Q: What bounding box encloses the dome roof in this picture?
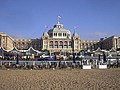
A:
[48,23,70,33]
[73,32,79,37]
[43,32,49,37]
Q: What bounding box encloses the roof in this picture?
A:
[43,32,49,37]
[48,23,70,34]
[73,31,79,37]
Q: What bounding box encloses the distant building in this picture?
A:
[31,39,41,50]
[95,36,120,50]
[0,33,14,50]
[14,39,31,50]
[80,40,98,50]
[2,20,120,54]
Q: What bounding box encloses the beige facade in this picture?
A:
[14,39,31,50]
[41,23,81,55]
[95,36,120,50]
[1,23,111,53]
[31,39,41,50]
[80,40,98,50]
[0,33,14,50]
[41,22,98,55]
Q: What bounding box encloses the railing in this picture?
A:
[0,57,120,69]
[0,60,82,69]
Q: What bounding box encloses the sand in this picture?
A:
[0,68,120,90]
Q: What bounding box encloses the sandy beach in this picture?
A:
[0,68,120,90]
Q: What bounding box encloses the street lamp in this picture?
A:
[72,26,78,64]
[72,41,76,63]
[16,53,19,65]
[108,54,112,68]
[116,51,119,68]
[103,51,106,63]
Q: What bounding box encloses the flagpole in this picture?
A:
[57,16,61,24]
[57,16,59,24]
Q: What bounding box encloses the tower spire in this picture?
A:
[73,26,79,37]
[73,26,77,33]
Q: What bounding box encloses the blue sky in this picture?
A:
[0,0,120,40]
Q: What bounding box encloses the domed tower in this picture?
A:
[48,23,71,39]
[72,31,81,53]
[41,23,73,56]
[41,17,78,56]
[41,32,49,50]
[42,32,49,39]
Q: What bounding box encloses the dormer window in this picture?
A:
[54,33,57,36]
[63,33,66,36]
[65,33,66,36]
[58,33,62,36]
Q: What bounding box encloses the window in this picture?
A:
[69,41,71,45]
[55,41,58,48]
[118,40,120,47]
[65,33,66,36]
[22,42,25,44]
[50,41,53,48]
[63,33,66,36]
[60,41,63,46]
[59,41,63,48]
[54,33,57,36]
[69,41,71,48]
[44,41,48,45]
[50,41,53,46]
[58,33,62,36]
[64,41,68,45]
[55,41,58,45]
[75,45,78,49]
[75,41,78,44]
[64,41,68,48]
[44,45,47,49]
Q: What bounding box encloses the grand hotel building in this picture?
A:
[41,22,98,55]
[1,22,120,55]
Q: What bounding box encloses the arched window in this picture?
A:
[59,41,63,48]
[64,41,68,48]
[69,41,71,48]
[50,41,53,48]
[55,41,58,48]
[22,42,25,45]
[64,41,68,45]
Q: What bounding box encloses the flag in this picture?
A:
[58,15,61,19]
[57,15,61,24]
[45,25,48,28]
